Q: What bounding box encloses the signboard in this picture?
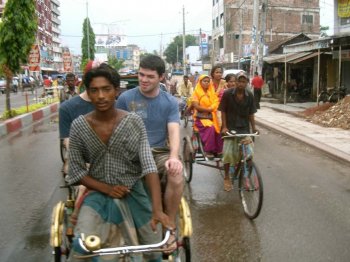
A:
[63,49,72,72]
[338,0,350,18]
[28,45,41,72]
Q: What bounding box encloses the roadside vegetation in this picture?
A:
[0,98,58,121]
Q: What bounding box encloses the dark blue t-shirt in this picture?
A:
[59,95,95,138]
[116,87,180,147]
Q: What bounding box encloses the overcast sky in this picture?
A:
[59,0,334,55]
[59,0,212,55]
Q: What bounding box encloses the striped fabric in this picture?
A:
[67,113,158,188]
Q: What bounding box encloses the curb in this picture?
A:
[0,102,59,138]
[255,117,350,165]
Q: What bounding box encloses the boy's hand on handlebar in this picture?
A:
[108,185,130,199]
[253,129,260,135]
[150,211,174,232]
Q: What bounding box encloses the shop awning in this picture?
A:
[263,52,312,64]
[289,52,323,64]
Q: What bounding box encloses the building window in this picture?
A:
[212,19,215,29]
[213,0,215,6]
[219,36,224,49]
[302,14,313,24]
[220,13,224,26]
[340,16,350,26]
[216,17,219,27]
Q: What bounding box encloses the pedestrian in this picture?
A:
[193,71,200,85]
[60,73,78,103]
[251,71,264,109]
[116,54,183,252]
[218,71,258,191]
[66,63,171,262]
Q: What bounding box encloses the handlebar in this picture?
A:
[74,229,173,259]
[222,131,259,139]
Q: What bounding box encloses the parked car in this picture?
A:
[223,69,246,78]
[0,78,18,94]
[0,78,6,94]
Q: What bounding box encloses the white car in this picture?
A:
[0,78,7,94]
[223,69,246,78]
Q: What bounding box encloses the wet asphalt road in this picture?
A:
[1,116,350,261]
[0,87,45,114]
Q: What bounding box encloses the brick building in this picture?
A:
[0,0,62,74]
[212,0,320,65]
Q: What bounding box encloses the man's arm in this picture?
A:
[249,114,257,133]
[167,122,180,159]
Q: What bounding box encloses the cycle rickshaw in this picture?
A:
[182,129,263,219]
[50,178,193,261]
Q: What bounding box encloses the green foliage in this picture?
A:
[80,58,89,72]
[0,0,37,73]
[0,0,37,115]
[0,98,58,120]
[320,25,329,38]
[81,18,96,61]
[108,56,124,71]
[164,35,197,65]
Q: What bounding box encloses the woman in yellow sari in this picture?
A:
[191,75,223,158]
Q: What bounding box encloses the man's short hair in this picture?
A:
[139,55,165,76]
[84,63,120,89]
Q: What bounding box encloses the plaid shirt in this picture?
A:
[66,113,157,188]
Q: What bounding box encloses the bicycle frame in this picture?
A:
[222,131,258,178]
[74,230,172,258]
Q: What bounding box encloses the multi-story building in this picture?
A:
[94,24,141,72]
[50,0,63,72]
[212,0,320,65]
[0,0,62,74]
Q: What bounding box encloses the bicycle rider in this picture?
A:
[218,71,258,191]
[178,75,193,119]
[66,64,171,262]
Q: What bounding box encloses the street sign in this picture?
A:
[28,45,40,72]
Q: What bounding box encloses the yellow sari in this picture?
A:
[191,75,220,133]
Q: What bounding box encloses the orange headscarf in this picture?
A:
[191,75,220,133]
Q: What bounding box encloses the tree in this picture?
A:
[108,56,124,71]
[0,0,37,115]
[164,35,197,65]
[81,17,96,67]
[320,25,329,38]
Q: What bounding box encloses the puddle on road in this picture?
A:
[23,233,49,250]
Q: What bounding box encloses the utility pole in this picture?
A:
[199,28,203,61]
[160,33,163,57]
[249,0,259,82]
[86,0,90,60]
[238,7,243,69]
[258,0,267,75]
[182,5,186,75]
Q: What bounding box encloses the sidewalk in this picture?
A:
[0,102,58,137]
[256,100,350,164]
